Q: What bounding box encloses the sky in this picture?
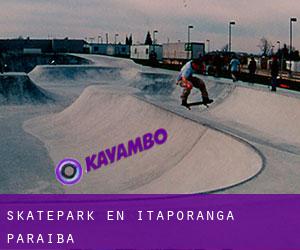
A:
[0,0,299,53]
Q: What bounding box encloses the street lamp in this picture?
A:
[106,33,109,44]
[188,25,194,59]
[153,30,158,54]
[114,34,119,45]
[277,41,283,78]
[229,21,236,52]
[206,39,210,53]
[289,17,297,77]
[153,30,158,45]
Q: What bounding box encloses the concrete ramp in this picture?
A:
[131,72,176,95]
[24,86,262,194]
[29,65,123,84]
[211,87,300,146]
[74,54,142,69]
[28,62,178,99]
[0,73,51,105]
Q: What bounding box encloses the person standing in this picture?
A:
[248,57,257,82]
[213,54,222,77]
[270,56,279,92]
[229,55,240,82]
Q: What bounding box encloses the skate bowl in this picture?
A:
[73,53,142,69]
[29,62,178,96]
[24,85,263,194]
[131,72,176,95]
[210,87,300,146]
[29,65,123,84]
[0,73,51,105]
[68,54,177,90]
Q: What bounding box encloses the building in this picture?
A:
[0,38,86,53]
[87,43,130,57]
[162,42,205,64]
[130,45,163,61]
[286,61,300,73]
[51,39,86,53]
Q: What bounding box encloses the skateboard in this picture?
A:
[182,100,214,110]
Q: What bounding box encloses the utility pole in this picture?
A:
[289,17,297,77]
[229,21,236,52]
[188,25,194,59]
[206,39,210,53]
[115,34,119,45]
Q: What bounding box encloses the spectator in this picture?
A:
[213,54,222,77]
[230,55,240,82]
[270,56,279,92]
[248,57,257,82]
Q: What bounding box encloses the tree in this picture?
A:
[258,37,272,56]
[144,31,152,45]
[128,34,133,45]
[125,34,133,45]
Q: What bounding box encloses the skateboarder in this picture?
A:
[176,59,212,108]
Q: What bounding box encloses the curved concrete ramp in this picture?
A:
[74,54,141,69]
[29,65,123,84]
[24,86,262,194]
[0,73,51,104]
[211,87,300,146]
[131,72,176,95]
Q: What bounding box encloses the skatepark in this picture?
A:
[1,54,300,194]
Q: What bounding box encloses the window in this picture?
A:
[134,48,137,54]
[122,47,126,52]
[146,48,149,54]
[94,47,99,52]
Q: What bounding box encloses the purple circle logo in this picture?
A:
[55,158,83,185]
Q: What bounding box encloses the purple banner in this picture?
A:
[0,194,300,250]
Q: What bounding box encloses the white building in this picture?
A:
[130,45,163,61]
[163,42,205,63]
[286,61,300,73]
[23,48,42,54]
[87,43,130,57]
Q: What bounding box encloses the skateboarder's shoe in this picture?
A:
[181,100,188,107]
[202,97,214,105]
[181,100,191,110]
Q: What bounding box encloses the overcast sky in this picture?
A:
[0,0,299,53]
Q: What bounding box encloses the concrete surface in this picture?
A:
[0,54,299,194]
